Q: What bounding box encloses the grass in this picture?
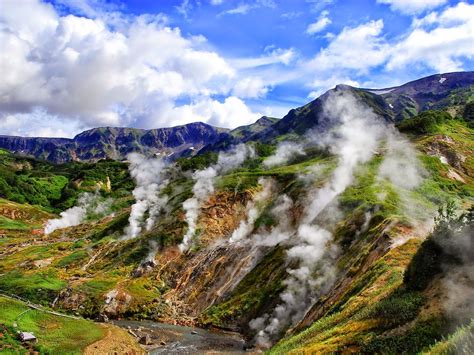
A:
[0,215,32,230]
[0,270,66,305]
[55,250,89,268]
[426,319,474,354]
[269,238,427,354]
[0,296,105,354]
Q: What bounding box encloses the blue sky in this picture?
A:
[0,0,473,137]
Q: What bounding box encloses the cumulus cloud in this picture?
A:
[386,2,474,72]
[303,2,474,95]
[232,77,269,99]
[306,11,332,35]
[377,0,447,15]
[0,0,264,136]
[160,96,261,128]
[307,20,388,73]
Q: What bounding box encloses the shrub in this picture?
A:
[397,110,452,134]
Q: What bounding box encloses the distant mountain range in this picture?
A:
[0,71,472,163]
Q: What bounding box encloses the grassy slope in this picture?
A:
[0,116,471,353]
[0,296,104,353]
[269,119,474,353]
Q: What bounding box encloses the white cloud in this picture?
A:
[232,77,270,98]
[222,4,252,15]
[0,0,265,135]
[163,96,261,128]
[377,0,447,15]
[210,0,224,4]
[306,11,332,35]
[176,0,192,18]
[387,2,474,71]
[231,48,296,69]
[219,0,276,16]
[0,110,83,138]
[301,2,474,95]
[307,20,388,73]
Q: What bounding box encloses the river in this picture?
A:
[113,320,249,354]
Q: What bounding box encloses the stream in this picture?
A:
[113,320,248,354]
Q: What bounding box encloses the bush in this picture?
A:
[365,290,425,328]
[361,318,444,354]
[397,110,452,134]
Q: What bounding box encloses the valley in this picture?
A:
[0,73,473,353]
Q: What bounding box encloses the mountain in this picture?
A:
[240,71,474,143]
[0,72,471,164]
[0,122,230,164]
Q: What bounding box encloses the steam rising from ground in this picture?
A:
[44,191,113,234]
[377,130,430,228]
[264,142,305,168]
[438,211,474,326]
[250,89,426,347]
[179,144,255,252]
[229,177,274,243]
[378,132,424,190]
[123,153,169,239]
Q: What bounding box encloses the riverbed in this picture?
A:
[113,320,248,354]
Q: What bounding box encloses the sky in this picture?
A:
[0,0,473,137]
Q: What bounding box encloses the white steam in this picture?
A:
[229,177,274,244]
[123,153,169,239]
[378,130,425,190]
[251,90,389,347]
[179,144,255,252]
[44,191,113,234]
[252,194,294,247]
[264,142,305,168]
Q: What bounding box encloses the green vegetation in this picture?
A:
[405,204,473,292]
[0,153,132,212]
[0,270,66,305]
[398,110,453,134]
[0,215,31,230]
[361,317,444,354]
[0,296,104,353]
[427,319,474,354]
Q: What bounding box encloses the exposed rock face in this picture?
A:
[0,122,230,163]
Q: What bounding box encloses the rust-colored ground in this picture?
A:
[84,325,144,355]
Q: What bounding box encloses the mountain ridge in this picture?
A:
[0,71,472,163]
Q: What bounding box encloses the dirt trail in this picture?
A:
[84,324,145,355]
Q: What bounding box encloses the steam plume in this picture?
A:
[229,177,274,243]
[123,153,169,239]
[264,142,305,168]
[179,144,254,252]
[44,191,113,234]
[251,89,389,347]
